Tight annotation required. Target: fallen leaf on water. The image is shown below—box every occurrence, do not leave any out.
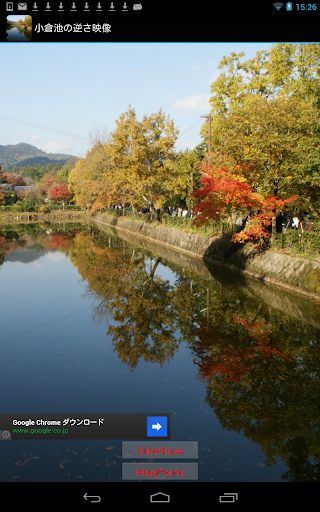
[75,475,83,479]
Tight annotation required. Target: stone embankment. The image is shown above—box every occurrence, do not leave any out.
[94,213,320,300]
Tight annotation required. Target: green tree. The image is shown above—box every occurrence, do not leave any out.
[169,149,200,210]
[209,95,320,201]
[207,44,320,117]
[201,44,320,212]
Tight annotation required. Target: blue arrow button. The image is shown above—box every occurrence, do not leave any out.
[147,416,168,437]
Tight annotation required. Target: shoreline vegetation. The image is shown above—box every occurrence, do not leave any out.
[1,44,320,295]
[1,207,319,261]
[1,209,319,299]
[93,212,320,300]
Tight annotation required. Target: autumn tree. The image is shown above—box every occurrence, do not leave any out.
[68,143,122,211]
[169,149,201,210]
[49,182,73,204]
[208,96,320,203]
[192,164,295,243]
[201,44,320,213]
[24,15,32,26]
[105,106,178,212]
[208,44,320,116]
[39,173,55,200]
[2,173,26,186]
[0,188,5,205]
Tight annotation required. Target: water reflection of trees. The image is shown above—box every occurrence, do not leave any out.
[69,231,180,368]
[0,229,27,265]
[68,229,320,481]
[0,224,80,265]
[7,25,32,41]
[187,285,320,482]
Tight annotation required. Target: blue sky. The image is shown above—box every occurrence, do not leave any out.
[0,43,273,158]
[7,15,26,22]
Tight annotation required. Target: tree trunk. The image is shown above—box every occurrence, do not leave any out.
[271,215,276,244]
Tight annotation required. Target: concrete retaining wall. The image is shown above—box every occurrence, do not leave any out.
[94,214,320,300]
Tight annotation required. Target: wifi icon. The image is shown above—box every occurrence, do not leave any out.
[273,2,284,9]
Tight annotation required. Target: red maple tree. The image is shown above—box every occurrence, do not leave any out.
[192,164,295,243]
[49,182,73,203]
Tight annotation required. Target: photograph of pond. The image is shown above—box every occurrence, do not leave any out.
[6,15,32,42]
[0,38,319,506]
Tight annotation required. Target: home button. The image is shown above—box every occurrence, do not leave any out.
[150,492,170,503]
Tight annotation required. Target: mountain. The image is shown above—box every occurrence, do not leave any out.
[0,143,76,170]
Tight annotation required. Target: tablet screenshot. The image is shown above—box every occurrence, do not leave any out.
[1,2,320,507]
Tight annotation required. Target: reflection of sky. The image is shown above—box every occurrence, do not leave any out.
[7,15,30,21]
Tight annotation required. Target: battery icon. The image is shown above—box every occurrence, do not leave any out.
[219,493,238,503]
[286,2,292,9]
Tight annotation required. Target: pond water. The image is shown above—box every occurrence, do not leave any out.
[0,222,319,483]
[6,26,32,42]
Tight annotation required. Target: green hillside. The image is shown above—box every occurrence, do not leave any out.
[0,143,75,170]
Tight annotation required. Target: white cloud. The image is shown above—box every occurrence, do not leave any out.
[40,139,75,154]
[173,94,210,113]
